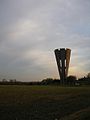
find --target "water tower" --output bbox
[54,48,71,84]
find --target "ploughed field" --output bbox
[0,85,90,120]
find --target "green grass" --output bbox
[0,85,90,120]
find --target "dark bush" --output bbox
[67,75,77,85]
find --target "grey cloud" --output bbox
[0,0,90,81]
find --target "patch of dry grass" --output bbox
[0,85,90,120]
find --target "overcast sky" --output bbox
[0,0,90,81]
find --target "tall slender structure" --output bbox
[54,48,71,84]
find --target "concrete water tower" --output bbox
[54,48,71,84]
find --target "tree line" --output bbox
[0,73,90,86]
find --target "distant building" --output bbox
[54,48,71,84]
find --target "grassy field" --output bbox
[0,85,90,120]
